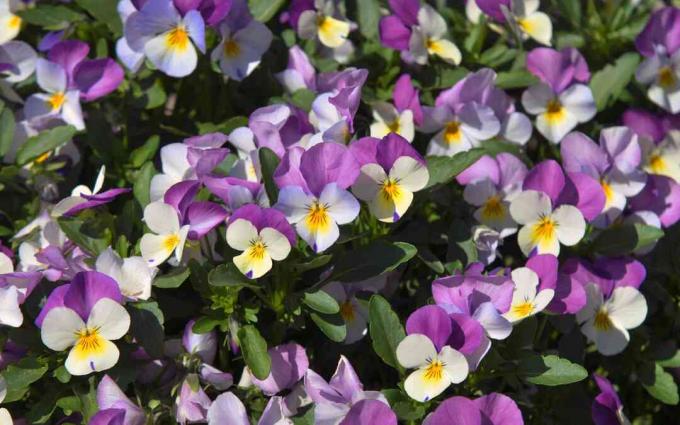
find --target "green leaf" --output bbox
[128,302,165,358]
[356,0,380,39]
[75,0,123,35]
[16,125,77,165]
[310,312,346,342]
[0,107,15,158]
[1,357,48,402]
[133,161,156,208]
[590,53,640,111]
[495,70,539,89]
[130,135,160,168]
[259,147,280,202]
[658,351,680,368]
[197,116,248,135]
[208,263,260,288]
[248,0,286,22]
[131,78,167,110]
[303,291,340,314]
[640,363,679,405]
[54,366,71,384]
[291,254,332,273]
[368,295,406,370]
[479,45,517,68]
[18,5,85,30]
[26,389,61,423]
[517,353,588,386]
[238,325,271,380]
[591,223,664,256]
[557,0,581,27]
[192,316,222,334]
[382,389,427,420]
[425,149,486,188]
[464,19,487,55]
[290,89,316,112]
[330,241,417,282]
[58,216,111,256]
[153,266,191,288]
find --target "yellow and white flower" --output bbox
[140,201,189,266]
[503,267,554,323]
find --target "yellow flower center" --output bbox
[387,118,401,134]
[482,196,504,219]
[339,300,355,322]
[444,121,462,144]
[648,153,666,174]
[224,38,240,58]
[8,15,21,29]
[166,26,190,51]
[305,201,330,233]
[380,179,402,201]
[593,308,613,331]
[34,151,52,164]
[517,18,533,34]
[424,359,444,383]
[47,92,66,111]
[248,240,266,260]
[658,66,676,89]
[601,180,615,205]
[511,301,534,318]
[163,234,180,252]
[73,327,105,358]
[545,99,566,124]
[532,216,557,242]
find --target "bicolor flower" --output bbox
[96,247,157,301]
[639,130,680,183]
[396,313,469,402]
[204,176,268,211]
[297,0,351,49]
[24,58,85,130]
[125,0,206,77]
[275,142,360,253]
[369,102,415,142]
[93,375,146,425]
[149,143,200,202]
[424,393,524,425]
[561,128,646,226]
[408,4,462,65]
[226,204,295,278]
[0,0,22,45]
[140,201,190,266]
[503,262,555,323]
[306,355,393,425]
[502,0,552,46]
[509,190,585,256]
[212,18,272,81]
[471,225,502,265]
[0,41,37,84]
[592,375,631,425]
[350,134,429,222]
[163,180,229,240]
[573,258,647,356]
[522,47,596,143]
[276,45,317,94]
[38,271,130,375]
[0,249,41,328]
[458,153,527,235]
[52,165,130,217]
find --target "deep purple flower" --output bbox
[634,7,680,57]
[96,375,146,425]
[592,375,629,425]
[251,343,309,395]
[425,393,524,425]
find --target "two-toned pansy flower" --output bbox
[226,204,296,279]
[95,247,157,301]
[0,246,41,328]
[212,17,272,81]
[38,271,130,375]
[0,40,37,84]
[52,165,130,217]
[503,255,557,323]
[274,142,360,253]
[297,0,351,49]
[350,134,429,223]
[522,47,596,143]
[0,0,21,45]
[140,201,190,266]
[478,0,553,46]
[125,0,206,77]
[397,305,470,402]
[369,75,422,142]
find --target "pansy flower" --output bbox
[475,0,552,46]
[276,45,317,94]
[424,393,524,425]
[0,0,21,44]
[150,143,196,202]
[305,355,393,424]
[176,375,212,424]
[0,247,41,328]
[52,165,130,217]
[0,40,37,84]
[561,128,646,227]
[350,134,429,223]
[95,247,157,301]
[397,305,470,402]
[297,0,351,49]
[573,257,647,356]
[628,173,680,228]
[369,75,422,141]
[592,375,631,425]
[140,201,190,266]
[503,255,556,323]
[207,392,294,425]
[521,47,596,143]
[164,180,229,240]
[38,271,130,375]
[212,15,272,81]
[458,153,527,235]
[125,0,206,77]
[226,204,295,278]
[274,142,360,253]
[203,176,269,211]
[93,375,146,425]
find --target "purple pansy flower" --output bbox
[207,392,291,425]
[369,75,420,142]
[164,180,229,240]
[0,250,41,328]
[474,0,552,45]
[503,254,557,323]
[592,374,630,425]
[276,45,317,94]
[629,174,680,228]
[203,176,268,211]
[340,399,398,425]
[53,166,130,217]
[175,375,212,424]
[251,343,309,396]
[95,375,146,425]
[424,393,524,425]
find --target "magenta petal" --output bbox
[64,271,123,321]
[186,201,228,239]
[526,47,583,93]
[592,375,623,425]
[393,74,423,126]
[523,160,565,204]
[304,368,345,404]
[274,146,308,192]
[65,188,131,216]
[379,16,412,51]
[184,132,228,148]
[474,0,510,22]
[598,257,646,291]
[560,132,609,178]
[251,121,286,158]
[97,375,146,425]
[229,204,296,246]
[35,284,69,327]
[329,356,364,402]
[405,305,453,352]
[622,109,665,143]
[88,409,126,425]
[448,313,484,356]
[473,393,524,425]
[388,0,419,26]
[48,40,89,85]
[457,155,501,186]
[173,0,201,15]
[164,180,201,218]
[203,176,262,205]
[436,69,496,110]
[183,319,217,364]
[299,142,360,196]
[74,58,124,101]
[526,254,558,291]
[187,147,229,178]
[428,396,484,425]
[630,175,680,227]
[496,153,527,191]
[252,343,309,395]
[548,272,586,315]
[0,272,41,303]
[349,137,380,167]
[377,133,425,170]
[558,172,606,221]
[635,7,680,57]
[340,400,397,425]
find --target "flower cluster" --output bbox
[0,1,678,424]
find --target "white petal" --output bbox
[144,32,197,78]
[61,91,85,131]
[501,112,533,145]
[317,16,350,48]
[463,180,498,207]
[396,334,437,369]
[439,346,469,384]
[576,283,604,324]
[260,228,291,261]
[458,103,501,141]
[51,197,88,218]
[404,368,450,402]
[320,184,360,225]
[352,164,386,201]
[0,252,12,274]
[95,247,124,283]
[521,83,552,115]
[65,338,119,375]
[41,307,84,351]
[144,201,180,234]
[140,233,176,266]
[582,319,630,356]
[149,174,179,202]
[535,108,578,143]
[398,110,415,142]
[226,219,260,251]
[473,302,512,340]
[36,58,66,93]
[120,257,156,300]
[607,286,647,330]
[390,156,429,192]
[207,392,249,425]
[429,39,462,65]
[0,286,23,327]
[0,12,20,45]
[552,205,585,246]
[532,289,555,313]
[511,267,539,300]
[560,84,597,122]
[418,4,447,39]
[509,190,552,224]
[87,298,131,341]
[519,12,552,46]
[160,143,191,178]
[173,225,189,262]
[296,217,339,253]
[233,249,272,279]
[275,186,314,223]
